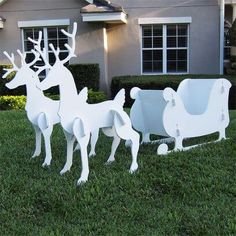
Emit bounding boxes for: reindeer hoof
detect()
[32,153,40,158]
[157,144,168,155]
[129,163,138,174]
[106,157,115,164]
[89,152,96,158]
[42,162,50,167]
[60,167,70,175]
[77,178,87,186]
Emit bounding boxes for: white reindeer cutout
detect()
[3,48,60,166]
[28,33,99,158]
[37,22,140,185]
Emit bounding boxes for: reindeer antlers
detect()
[2,51,19,78]
[48,22,77,65]
[28,31,52,72]
[61,22,77,64]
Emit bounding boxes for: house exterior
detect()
[0,0,234,93]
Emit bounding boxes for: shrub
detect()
[0,96,26,110]
[0,65,26,96]
[46,90,107,104]
[0,64,100,95]
[0,90,106,110]
[111,74,236,109]
[67,64,100,92]
[88,89,107,103]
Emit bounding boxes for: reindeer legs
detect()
[32,125,42,158]
[88,129,99,157]
[60,131,76,175]
[102,127,121,163]
[113,111,140,173]
[42,126,53,167]
[72,118,90,185]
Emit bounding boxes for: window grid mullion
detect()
[163,25,167,74]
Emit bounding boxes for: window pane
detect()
[48,27,58,39]
[153,50,162,60]
[178,36,187,47]
[143,61,152,73]
[59,38,68,50]
[34,28,43,39]
[153,61,163,72]
[48,39,58,49]
[143,26,152,37]
[167,37,176,48]
[24,40,34,51]
[143,37,152,48]
[48,52,56,65]
[178,25,188,36]
[24,29,33,40]
[167,25,176,36]
[177,50,187,60]
[58,27,68,38]
[167,61,177,72]
[167,50,177,61]
[153,37,162,48]
[143,50,152,61]
[177,61,187,72]
[153,25,162,36]
[59,52,69,61]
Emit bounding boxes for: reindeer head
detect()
[37,22,77,91]
[3,50,41,89]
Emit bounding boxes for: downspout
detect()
[220,0,225,75]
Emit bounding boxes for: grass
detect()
[0,110,236,235]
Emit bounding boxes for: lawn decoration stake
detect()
[37,22,140,185]
[130,79,231,155]
[3,48,60,166]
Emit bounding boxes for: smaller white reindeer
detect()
[37,22,140,185]
[3,47,60,167]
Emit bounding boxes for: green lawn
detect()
[0,110,236,235]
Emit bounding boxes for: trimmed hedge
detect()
[0,96,26,110]
[0,65,26,95]
[0,64,100,95]
[68,64,100,92]
[111,74,236,109]
[0,90,106,110]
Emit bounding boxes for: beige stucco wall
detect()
[0,0,108,92]
[0,0,222,93]
[107,0,221,86]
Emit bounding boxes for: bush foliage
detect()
[111,74,236,109]
[0,64,100,95]
[0,96,26,110]
[0,90,106,110]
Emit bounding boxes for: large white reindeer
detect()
[3,47,60,166]
[37,22,140,185]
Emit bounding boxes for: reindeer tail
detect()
[114,89,125,108]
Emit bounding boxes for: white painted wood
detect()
[138,17,192,25]
[81,12,127,24]
[37,22,139,185]
[130,78,231,154]
[3,48,60,166]
[18,19,70,28]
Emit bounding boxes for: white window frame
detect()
[139,17,191,75]
[19,20,70,76]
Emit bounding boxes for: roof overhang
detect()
[81,11,127,24]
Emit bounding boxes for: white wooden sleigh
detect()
[130,79,232,155]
